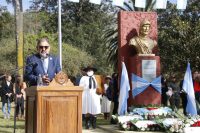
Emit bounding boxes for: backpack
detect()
[106,86,112,101]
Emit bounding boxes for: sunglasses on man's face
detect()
[39,46,49,49]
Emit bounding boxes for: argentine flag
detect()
[183,62,197,116]
[118,62,130,115]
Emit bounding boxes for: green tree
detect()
[29,0,116,74]
[158,0,200,73]
[0,38,16,74]
[0,12,15,39]
[24,31,95,76]
[6,0,24,76]
[0,31,94,77]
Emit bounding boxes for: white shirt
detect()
[6,81,11,86]
[42,57,49,74]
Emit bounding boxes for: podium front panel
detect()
[26,86,82,133]
[38,92,78,133]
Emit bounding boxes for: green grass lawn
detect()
[0,102,186,133]
[0,103,110,132]
[0,103,25,133]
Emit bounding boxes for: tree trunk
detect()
[15,0,23,77]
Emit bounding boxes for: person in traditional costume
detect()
[101,75,112,120]
[79,66,101,129]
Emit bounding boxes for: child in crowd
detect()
[101,76,112,120]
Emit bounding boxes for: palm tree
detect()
[104,0,156,69]
[6,0,24,76]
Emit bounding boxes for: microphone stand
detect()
[14,98,17,133]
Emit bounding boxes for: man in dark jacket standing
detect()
[1,74,14,119]
[24,37,61,86]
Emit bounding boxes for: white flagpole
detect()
[58,0,62,69]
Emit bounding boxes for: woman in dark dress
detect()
[14,75,27,119]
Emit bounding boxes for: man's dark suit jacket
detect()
[24,54,61,86]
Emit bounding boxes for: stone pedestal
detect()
[127,55,161,106]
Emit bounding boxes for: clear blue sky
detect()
[0,0,177,13]
[0,0,31,13]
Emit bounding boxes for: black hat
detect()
[83,66,97,72]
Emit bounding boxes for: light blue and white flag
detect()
[68,0,79,3]
[155,0,167,9]
[177,0,187,10]
[118,62,130,115]
[89,0,102,5]
[132,74,161,97]
[183,62,197,116]
[135,0,146,8]
[112,0,125,7]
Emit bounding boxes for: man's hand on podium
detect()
[42,75,50,85]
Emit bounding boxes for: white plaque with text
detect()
[142,60,156,82]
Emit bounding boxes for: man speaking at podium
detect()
[24,37,61,86]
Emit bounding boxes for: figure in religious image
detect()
[129,19,157,55]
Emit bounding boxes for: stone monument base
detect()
[127,55,161,106]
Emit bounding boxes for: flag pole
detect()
[58,0,62,69]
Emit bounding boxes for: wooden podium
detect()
[25,73,83,133]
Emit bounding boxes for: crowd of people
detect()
[0,74,26,120]
[161,70,200,115]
